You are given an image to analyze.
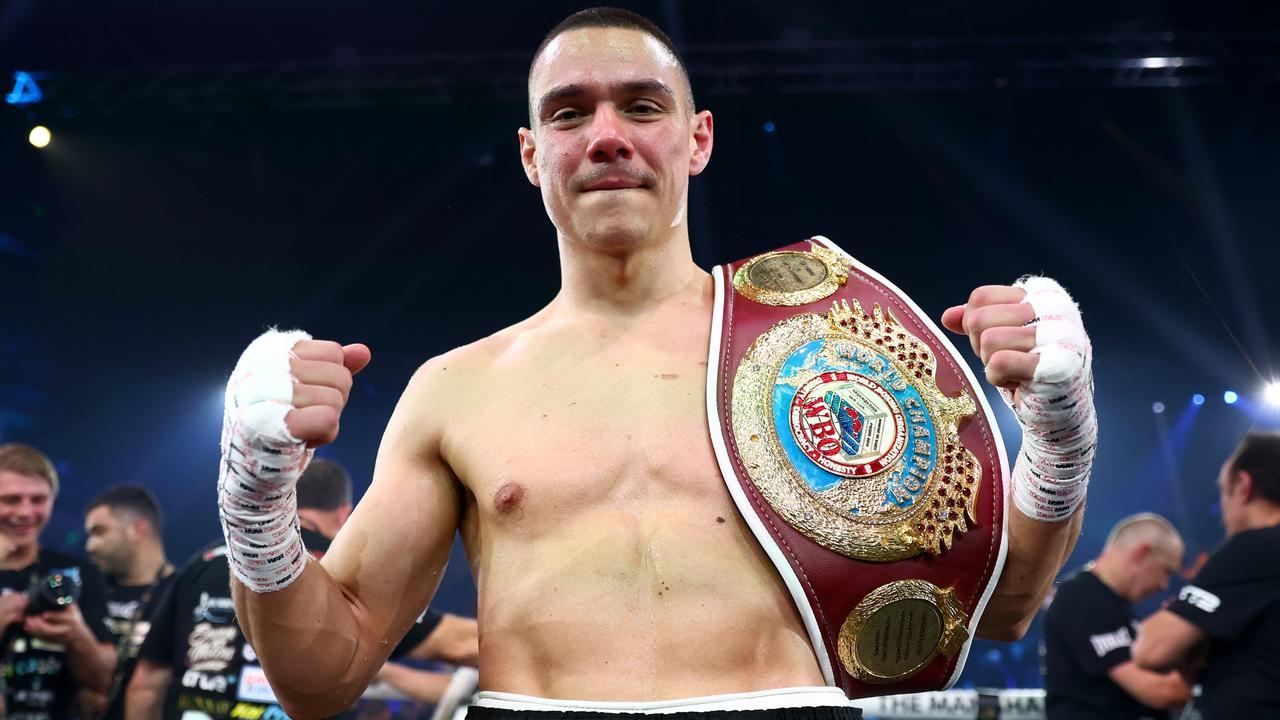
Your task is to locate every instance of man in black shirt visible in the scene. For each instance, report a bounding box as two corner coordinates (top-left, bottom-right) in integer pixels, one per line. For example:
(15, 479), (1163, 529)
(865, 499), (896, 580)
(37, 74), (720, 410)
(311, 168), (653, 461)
(84, 484), (176, 720)
(1135, 432), (1280, 719)
(1043, 513), (1191, 719)
(129, 541), (289, 720)
(0, 442), (115, 720)
(126, 460), (476, 720)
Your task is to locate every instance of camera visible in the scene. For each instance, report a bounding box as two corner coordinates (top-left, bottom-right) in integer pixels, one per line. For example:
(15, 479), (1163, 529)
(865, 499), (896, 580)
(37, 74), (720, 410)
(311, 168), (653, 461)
(25, 567), (82, 616)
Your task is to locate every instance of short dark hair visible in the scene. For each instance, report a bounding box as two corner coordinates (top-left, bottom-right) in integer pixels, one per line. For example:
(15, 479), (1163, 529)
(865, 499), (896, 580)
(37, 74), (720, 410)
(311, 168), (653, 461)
(1228, 431), (1280, 505)
(528, 6), (695, 118)
(297, 459), (353, 511)
(87, 484), (162, 533)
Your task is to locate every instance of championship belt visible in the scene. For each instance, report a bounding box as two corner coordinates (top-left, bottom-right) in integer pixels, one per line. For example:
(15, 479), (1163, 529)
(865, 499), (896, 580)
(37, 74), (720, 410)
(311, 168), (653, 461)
(705, 237), (1010, 699)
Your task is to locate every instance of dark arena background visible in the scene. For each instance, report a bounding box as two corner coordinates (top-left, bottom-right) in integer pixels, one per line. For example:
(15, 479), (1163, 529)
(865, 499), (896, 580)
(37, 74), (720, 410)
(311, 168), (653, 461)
(2, 1), (1279, 718)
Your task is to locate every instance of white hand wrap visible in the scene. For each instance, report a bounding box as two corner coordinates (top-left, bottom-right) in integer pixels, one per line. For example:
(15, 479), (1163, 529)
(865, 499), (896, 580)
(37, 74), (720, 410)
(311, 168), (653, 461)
(1003, 277), (1097, 522)
(218, 328), (314, 592)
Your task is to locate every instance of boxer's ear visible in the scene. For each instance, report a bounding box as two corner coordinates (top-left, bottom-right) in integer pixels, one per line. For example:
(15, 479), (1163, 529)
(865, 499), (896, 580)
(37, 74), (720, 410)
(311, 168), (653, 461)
(689, 110), (714, 177)
(518, 128), (540, 187)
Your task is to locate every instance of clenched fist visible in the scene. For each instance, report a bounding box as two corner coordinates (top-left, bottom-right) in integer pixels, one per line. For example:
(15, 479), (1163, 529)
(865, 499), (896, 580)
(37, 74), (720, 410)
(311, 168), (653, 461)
(941, 285), (1038, 399)
(220, 329), (372, 591)
(285, 340), (372, 447)
(942, 277), (1095, 522)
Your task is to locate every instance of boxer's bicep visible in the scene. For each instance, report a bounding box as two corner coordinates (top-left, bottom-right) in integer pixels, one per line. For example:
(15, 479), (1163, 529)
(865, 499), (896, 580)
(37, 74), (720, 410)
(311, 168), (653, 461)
(241, 361), (463, 719)
(322, 357), (464, 649)
(323, 438), (460, 649)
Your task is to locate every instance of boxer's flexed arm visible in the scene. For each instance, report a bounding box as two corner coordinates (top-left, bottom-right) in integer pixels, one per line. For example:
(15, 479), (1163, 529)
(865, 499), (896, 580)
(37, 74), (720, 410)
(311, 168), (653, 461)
(941, 279), (1095, 640)
(220, 331), (462, 719)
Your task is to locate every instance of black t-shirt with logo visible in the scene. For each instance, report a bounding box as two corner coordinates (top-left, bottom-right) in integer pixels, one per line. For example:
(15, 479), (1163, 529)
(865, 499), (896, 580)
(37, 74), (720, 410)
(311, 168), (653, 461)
(1168, 525), (1280, 720)
(0, 547), (113, 720)
(102, 571), (177, 720)
(139, 539), (442, 720)
(1043, 569), (1161, 720)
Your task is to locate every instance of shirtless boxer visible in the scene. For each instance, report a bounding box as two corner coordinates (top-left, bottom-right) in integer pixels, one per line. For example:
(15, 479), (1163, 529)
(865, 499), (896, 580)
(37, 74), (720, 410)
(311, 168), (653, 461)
(219, 8), (1092, 719)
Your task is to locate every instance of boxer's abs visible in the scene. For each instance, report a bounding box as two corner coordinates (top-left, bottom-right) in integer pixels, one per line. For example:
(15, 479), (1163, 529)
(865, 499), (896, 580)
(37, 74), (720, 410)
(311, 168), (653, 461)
(471, 496), (825, 699)
(447, 342), (825, 700)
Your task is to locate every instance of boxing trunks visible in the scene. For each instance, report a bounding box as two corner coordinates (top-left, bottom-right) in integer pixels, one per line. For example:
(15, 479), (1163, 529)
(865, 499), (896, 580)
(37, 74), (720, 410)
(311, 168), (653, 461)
(469, 687), (860, 720)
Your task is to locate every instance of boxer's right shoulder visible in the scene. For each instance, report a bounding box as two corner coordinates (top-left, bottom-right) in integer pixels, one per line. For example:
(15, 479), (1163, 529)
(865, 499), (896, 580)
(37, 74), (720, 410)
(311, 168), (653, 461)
(381, 345), (488, 460)
(403, 313), (546, 408)
(405, 345), (481, 399)
(403, 334), (505, 402)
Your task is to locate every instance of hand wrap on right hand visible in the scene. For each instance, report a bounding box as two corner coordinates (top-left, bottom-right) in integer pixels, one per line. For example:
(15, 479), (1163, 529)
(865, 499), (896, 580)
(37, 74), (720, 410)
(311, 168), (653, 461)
(217, 328), (314, 592)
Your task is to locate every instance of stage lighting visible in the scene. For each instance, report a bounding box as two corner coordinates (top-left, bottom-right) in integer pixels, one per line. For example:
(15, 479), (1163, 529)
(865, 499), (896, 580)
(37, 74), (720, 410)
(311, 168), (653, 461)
(1224, 390), (1239, 405)
(1192, 394), (1205, 406)
(1152, 401), (1166, 414)
(1264, 382), (1280, 407)
(1140, 57), (1184, 69)
(28, 125), (50, 149)
(763, 121), (776, 133)
(5, 71), (42, 106)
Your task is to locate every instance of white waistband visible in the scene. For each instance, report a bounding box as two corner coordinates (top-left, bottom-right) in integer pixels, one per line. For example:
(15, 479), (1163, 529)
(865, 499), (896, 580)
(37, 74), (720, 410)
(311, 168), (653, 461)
(473, 687), (850, 714)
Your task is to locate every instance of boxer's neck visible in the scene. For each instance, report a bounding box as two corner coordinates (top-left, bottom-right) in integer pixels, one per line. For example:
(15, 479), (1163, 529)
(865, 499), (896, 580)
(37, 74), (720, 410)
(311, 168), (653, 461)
(556, 227), (703, 314)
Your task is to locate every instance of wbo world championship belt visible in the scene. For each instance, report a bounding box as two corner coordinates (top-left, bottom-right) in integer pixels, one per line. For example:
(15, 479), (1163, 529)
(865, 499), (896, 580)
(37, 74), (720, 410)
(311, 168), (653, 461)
(705, 237), (1010, 699)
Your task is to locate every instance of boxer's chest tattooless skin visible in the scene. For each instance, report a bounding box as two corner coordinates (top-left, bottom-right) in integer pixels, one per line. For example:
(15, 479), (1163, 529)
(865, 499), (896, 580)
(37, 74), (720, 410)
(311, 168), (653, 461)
(448, 287), (829, 698)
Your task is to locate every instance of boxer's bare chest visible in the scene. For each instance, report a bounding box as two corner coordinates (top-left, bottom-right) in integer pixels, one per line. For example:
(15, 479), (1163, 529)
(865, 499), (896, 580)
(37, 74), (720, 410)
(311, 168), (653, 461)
(444, 297), (829, 694)
(447, 306), (734, 532)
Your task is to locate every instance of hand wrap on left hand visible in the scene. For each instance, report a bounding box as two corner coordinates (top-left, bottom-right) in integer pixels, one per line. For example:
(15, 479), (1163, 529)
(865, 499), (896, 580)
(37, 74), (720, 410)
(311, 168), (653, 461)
(1003, 276), (1097, 522)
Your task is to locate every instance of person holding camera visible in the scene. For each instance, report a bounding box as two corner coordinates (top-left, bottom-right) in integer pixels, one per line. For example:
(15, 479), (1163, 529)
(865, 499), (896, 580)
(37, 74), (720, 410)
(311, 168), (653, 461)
(0, 443), (115, 720)
(125, 459), (475, 720)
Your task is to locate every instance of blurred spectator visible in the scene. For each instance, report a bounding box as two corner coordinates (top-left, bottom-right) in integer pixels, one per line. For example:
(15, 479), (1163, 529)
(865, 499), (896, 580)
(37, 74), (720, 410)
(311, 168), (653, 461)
(1135, 432), (1280, 719)
(1043, 513), (1191, 719)
(84, 484), (176, 720)
(0, 442), (115, 720)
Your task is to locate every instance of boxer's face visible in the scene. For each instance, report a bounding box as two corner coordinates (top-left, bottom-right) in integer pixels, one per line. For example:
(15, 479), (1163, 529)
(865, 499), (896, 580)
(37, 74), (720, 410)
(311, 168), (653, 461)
(521, 28), (713, 251)
(0, 471), (52, 553)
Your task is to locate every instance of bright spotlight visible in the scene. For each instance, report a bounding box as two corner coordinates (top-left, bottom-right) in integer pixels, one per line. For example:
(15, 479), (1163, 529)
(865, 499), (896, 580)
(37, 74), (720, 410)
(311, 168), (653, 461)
(1192, 393), (1205, 406)
(1152, 401), (1166, 414)
(28, 125), (51, 149)
(1224, 390), (1239, 405)
(1264, 382), (1280, 407)
(1140, 57), (1184, 69)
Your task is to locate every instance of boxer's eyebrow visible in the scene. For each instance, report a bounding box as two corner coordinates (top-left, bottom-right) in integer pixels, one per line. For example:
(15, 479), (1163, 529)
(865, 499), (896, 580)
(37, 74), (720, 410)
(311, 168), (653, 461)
(537, 84), (586, 116)
(537, 79), (676, 116)
(616, 79), (675, 100)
